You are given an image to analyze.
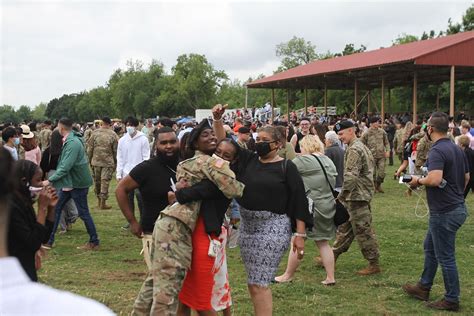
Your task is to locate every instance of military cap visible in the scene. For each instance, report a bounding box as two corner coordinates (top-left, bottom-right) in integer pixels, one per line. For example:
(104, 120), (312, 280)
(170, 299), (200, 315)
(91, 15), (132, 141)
(237, 126), (250, 134)
(188, 119), (212, 150)
(369, 116), (381, 124)
(334, 120), (354, 133)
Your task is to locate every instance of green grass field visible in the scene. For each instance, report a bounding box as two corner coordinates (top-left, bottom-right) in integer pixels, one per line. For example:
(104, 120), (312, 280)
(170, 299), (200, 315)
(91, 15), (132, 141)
(39, 165), (474, 315)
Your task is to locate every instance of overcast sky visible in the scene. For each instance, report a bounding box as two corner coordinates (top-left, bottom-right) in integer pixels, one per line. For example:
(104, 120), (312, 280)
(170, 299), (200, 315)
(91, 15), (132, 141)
(1, 0), (471, 108)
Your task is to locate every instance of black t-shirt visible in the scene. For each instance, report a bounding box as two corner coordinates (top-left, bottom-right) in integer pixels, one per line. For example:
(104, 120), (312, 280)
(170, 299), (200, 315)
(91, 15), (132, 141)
(129, 157), (177, 233)
(426, 138), (468, 213)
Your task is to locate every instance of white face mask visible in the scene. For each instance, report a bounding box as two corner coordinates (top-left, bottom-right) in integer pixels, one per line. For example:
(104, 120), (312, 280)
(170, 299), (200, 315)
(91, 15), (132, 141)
(29, 185), (43, 201)
(126, 126), (136, 136)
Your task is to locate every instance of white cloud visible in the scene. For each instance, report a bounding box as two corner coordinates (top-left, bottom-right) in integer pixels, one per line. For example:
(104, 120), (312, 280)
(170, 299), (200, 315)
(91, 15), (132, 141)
(0, 0), (471, 107)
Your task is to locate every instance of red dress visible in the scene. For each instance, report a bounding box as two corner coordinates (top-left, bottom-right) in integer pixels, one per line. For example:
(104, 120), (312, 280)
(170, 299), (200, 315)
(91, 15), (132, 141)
(179, 215), (231, 311)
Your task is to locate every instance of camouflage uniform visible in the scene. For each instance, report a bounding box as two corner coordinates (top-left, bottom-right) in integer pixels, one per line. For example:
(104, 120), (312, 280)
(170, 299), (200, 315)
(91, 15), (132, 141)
(38, 127), (52, 152)
(87, 128), (118, 201)
(334, 138), (380, 266)
(393, 128), (404, 162)
(83, 127), (94, 151)
(415, 135), (432, 174)
(361, 127), (389, 188)
(132, 151), (244, 316)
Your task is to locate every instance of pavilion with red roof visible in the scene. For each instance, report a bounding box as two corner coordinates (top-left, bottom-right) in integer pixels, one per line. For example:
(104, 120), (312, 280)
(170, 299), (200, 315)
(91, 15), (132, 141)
(247, 31), (474, 122)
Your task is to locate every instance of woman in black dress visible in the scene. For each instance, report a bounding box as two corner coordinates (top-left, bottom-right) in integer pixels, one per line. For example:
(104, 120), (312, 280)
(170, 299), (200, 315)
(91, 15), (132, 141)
(213, 104), (313, 316)
(8, 160), (57, 281)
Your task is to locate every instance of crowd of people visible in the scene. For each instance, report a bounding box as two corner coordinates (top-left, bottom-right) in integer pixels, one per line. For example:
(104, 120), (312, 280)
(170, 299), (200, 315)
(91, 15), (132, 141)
(1, 105), (473, 315)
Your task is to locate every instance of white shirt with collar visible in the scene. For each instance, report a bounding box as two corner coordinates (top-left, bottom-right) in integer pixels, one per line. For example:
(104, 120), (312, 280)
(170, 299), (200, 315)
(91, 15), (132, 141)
(0, 257), (115, 315)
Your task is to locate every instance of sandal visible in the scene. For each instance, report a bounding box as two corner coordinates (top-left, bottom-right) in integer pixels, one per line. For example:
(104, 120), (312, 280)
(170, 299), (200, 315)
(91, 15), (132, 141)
(321, 280), (336, 286)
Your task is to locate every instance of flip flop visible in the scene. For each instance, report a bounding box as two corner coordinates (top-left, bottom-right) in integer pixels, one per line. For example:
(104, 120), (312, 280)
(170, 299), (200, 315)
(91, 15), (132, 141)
(273, 277), (293, 284)
(321, 281), (336, 286)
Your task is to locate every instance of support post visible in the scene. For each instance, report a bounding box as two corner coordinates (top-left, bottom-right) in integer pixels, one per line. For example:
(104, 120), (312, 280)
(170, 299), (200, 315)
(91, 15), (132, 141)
(354, 80), (358, 117)
(381, 78), (385, 121)
(287, 89), (290, 121)
(450, 66), (455, 117)
(324, 83), (328, 116)
(388, 88), (391, 112)
(368, 90), (371, 114)
(245, 87), (248, 110)
(413, 72), (417, 124)
(304, 88), (308, 116)
(271, 89), (275, 123)
(436, 87), (440, 111)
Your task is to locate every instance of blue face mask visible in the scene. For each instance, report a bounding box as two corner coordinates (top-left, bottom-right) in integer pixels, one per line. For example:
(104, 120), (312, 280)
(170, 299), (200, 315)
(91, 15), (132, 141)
(13, 137), (20, 146)
(126, 126), (136, 136)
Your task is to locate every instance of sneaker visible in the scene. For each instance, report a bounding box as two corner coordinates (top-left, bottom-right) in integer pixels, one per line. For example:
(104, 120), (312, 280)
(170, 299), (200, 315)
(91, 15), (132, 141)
(76, 242), (100, 251)
(402, 282), (430, 301)
(426, 299), (459, 312)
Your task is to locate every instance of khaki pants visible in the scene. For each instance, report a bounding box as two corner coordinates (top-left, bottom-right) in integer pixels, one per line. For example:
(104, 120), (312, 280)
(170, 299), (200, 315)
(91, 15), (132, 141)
(92, 166), (114, 199)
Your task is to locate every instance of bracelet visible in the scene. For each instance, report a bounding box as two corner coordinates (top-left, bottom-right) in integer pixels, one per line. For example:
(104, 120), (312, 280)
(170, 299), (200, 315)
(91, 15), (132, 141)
(293, 232), (307, 238)
(213, 118), (222, 122)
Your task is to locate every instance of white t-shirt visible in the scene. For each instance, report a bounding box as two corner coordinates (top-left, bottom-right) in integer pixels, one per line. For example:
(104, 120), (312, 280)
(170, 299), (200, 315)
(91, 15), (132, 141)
(0, 257), (115, 315)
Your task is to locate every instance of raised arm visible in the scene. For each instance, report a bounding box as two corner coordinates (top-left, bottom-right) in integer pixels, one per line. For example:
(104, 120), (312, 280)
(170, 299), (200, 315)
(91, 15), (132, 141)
(212, 104), (228, 141)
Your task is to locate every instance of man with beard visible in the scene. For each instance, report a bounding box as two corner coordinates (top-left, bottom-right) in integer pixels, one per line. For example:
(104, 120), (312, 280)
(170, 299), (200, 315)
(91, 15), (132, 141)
(115, 127), (179, 269)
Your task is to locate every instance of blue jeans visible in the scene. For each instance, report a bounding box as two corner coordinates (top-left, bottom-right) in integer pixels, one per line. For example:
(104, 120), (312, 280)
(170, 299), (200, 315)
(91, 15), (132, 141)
(48, 188), (99, 245)
(420, 204), (467, 303)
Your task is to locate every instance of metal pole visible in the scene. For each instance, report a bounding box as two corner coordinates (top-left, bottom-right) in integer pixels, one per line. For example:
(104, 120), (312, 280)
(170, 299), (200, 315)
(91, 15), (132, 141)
(245, 86), (248, 110)
(436, 87), (440, 111)
(368, 90), (371, 114)
(354, 80), (358, 117)
(388, 88), (391, 113)
(287, 89), (290, 121)
(271, 88), (275, 123)
(450, 66), (455, 117)
(413, 72), (417, 124)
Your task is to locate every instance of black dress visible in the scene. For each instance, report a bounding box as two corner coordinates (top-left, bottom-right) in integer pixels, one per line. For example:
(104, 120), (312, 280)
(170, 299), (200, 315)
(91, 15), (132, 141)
(8, 198), (54, 281)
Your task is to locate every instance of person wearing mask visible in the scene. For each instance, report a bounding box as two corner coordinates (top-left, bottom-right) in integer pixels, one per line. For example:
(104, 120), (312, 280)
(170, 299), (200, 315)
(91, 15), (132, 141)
(333, 120), (381, 275)
(403, 112), (469, 312)
(275, 135), (337, 286)
(290, 117), (311, 154)
(213, 104), (313, 316)
(2, 126), (20, 160)
(41, 130), (78, 234)
(38, 120), (53, 152)
(87, 116), (119, 210)
(457, 135), (474, 198)
(43, 118), (99, 250)
(21, 125), (41, 166)
(116, 116), (150, 229)
(116, 127), (179, 270)
(0, 148), (113, 315)
(131, 121), (244, 316)
(8, 159), (57, 281)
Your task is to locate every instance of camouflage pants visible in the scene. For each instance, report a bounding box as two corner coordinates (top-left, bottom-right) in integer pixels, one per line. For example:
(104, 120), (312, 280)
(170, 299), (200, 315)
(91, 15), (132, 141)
(132, 215), (192, 316)
(373, 157), (386, 184)
(332, 201), (380, 264)
(92, 166), (114, 200)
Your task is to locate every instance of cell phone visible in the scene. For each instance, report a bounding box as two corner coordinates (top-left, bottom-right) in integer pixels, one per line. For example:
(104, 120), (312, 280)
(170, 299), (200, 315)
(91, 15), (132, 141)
(402, 175), (413, 183)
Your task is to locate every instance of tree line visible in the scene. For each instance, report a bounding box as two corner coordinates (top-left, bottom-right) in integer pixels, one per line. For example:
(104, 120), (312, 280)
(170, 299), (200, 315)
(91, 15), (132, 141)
(1, 4), (472, 124)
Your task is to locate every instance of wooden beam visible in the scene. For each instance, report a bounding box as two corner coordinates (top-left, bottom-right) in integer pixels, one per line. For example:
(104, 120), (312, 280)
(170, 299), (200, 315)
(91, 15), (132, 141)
(381, 78), (385, 121)
(388, 88), (391, 112)
(304, 88), (308, 116)
(367, 90), (371, 114)
(413, 72), (417, 124)
(450, 66), (455, 117)
(287, 89), (290, 121)
(245, 87), (248, 109)
(271, 88), (275, 123)
(324, 83), (328, 116)
(436, 86), (440, 111)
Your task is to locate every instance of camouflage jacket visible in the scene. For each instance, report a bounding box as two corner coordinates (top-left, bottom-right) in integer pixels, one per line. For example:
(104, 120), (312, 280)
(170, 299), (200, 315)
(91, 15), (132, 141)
(87, 128), (119, 167)
(393, 129), (404, 154)
(339, 138), (375, 203)
(161, 151), (245, 231)
(38, 128), (52, 151)
(361, 127), (389, 159)
(415, 136), (432, 168)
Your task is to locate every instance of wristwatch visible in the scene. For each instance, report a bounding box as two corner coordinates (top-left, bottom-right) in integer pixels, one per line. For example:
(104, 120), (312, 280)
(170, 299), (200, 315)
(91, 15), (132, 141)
(293, 232), (307, 238)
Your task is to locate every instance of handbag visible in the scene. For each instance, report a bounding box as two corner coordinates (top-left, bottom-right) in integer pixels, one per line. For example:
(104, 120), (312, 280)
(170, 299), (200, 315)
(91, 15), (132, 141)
(283, 159), (315, 216)
(311, 155), (350, 226)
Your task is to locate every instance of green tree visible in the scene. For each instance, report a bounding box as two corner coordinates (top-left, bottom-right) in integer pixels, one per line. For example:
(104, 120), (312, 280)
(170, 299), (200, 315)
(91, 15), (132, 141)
(31, 103), (47, 121)
(392, 33), (419, 45)
(275, 36), (318, 72)
(0, 105), (19, 124)
(16, 105), (32, 122)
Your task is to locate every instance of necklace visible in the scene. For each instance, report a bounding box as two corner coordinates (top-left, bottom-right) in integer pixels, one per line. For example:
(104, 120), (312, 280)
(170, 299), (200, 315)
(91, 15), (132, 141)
(165, 165), (176, 174)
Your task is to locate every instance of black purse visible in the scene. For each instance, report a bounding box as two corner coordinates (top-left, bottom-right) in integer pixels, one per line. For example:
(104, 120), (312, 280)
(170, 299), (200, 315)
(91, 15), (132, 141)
(312, 155), (350, 226)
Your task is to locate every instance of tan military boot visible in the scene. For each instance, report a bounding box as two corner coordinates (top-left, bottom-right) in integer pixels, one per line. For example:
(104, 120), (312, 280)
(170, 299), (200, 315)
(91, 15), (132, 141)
(377, 184), (385, 193)
(357, 262), (381, 275)
(100, 198), (112, 210)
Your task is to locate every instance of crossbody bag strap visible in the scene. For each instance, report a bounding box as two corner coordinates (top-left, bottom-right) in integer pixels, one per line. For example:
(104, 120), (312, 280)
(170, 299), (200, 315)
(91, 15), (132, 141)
(311, 154), (335, 192)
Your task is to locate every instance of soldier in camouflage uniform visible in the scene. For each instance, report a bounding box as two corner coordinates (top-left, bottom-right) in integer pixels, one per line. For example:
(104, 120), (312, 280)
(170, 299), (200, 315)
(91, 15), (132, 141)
(415, 130), (432, 174)
(83, 123), (94, 151)
(87, 117), (119, 210)
(38, 120), (53, 152)
(333, 120), (381, 276)
(361, 117), (390, 193)
(393, 121), (405, 163)
(132, 121), (244, 316)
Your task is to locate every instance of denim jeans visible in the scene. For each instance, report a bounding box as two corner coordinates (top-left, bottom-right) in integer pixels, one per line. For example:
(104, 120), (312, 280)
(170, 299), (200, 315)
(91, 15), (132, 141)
(48, 188), (99, 245)
(420, 203), (467, 303)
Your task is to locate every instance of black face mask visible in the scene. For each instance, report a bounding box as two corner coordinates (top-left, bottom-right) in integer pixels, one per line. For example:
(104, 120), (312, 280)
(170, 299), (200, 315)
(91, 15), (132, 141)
(255, 141), (276, 157)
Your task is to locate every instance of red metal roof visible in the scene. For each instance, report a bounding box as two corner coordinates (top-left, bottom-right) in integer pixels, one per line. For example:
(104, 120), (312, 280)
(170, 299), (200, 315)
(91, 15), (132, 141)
(247, 31), (474, 88)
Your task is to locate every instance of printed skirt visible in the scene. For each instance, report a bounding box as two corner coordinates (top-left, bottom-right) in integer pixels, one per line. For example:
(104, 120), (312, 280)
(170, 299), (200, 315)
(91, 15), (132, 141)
(239, 207), (291, 287)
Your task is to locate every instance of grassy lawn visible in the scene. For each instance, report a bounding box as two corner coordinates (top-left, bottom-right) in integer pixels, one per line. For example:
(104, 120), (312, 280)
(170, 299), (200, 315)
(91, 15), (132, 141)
(39, 165), (474, 315)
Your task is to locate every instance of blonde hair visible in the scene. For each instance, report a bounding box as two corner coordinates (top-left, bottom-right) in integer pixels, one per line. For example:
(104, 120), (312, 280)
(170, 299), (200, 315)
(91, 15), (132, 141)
(458, 135), (470, 147)
(300, 135), (325, 154)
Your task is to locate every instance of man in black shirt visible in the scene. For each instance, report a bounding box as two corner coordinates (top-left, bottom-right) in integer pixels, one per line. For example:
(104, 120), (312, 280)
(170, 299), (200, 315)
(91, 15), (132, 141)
(115, 127), (179, 269)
